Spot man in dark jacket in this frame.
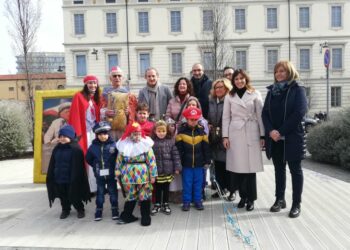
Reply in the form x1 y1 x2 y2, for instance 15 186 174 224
46 125 90 219
86 121 119 221
190 63 212 119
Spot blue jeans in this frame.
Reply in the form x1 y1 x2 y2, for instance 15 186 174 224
96 178 118 209
182 167 203 203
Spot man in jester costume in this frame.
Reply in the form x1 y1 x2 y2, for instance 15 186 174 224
115 122 157 226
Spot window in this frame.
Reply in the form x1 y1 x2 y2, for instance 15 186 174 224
299 48 310 70
106 13 117 34
235 50 247 70
267 48 278 72
235 8 246 31
139 53 150 75
299 7 310 29
108 54 119 73
9 87 14 91
138 12 149 33
171 52 182 74
331 6 342 28
203 10 213 32
74 14 85 35
332 48 342 70
203 51 214 70
73 0 83 4
76 54 87 77
170 11 181 32
331 87 341 107
106 0 115 3
266 7 277 29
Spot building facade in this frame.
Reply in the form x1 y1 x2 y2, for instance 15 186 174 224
16 52 65 74
62 0 350 114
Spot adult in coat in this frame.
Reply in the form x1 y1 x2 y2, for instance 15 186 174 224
138 67 173 121
222 69 265 211
207 78 233 200
262 60 307 218
69 75 101 192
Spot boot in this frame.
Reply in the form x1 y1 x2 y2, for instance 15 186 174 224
118 200 138 224
140 200 151 226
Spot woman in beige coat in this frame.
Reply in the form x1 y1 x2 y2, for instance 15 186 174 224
222 69 265 211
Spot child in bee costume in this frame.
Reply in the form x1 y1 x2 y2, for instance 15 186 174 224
115 122 157 226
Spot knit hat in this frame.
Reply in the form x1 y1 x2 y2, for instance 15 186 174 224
83 75 99 85
93 121 111 134
182 107 202 120
58 124 76 140
110 66 123 75
58 102 71 115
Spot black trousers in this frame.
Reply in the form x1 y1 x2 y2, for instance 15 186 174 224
155 182 170 204
228 172 257 201
55 183 84 212
271 141 303 205
214 161 228 191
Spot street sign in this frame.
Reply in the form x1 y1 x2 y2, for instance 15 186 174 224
324 49 330 68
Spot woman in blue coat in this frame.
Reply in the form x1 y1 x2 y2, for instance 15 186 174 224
262 60 307 218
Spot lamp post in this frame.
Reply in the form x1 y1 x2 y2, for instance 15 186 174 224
320 41 329 119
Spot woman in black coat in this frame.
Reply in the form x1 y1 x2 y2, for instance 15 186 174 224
262 60 307 218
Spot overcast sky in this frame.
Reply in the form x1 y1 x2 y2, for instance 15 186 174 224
0 0 64 74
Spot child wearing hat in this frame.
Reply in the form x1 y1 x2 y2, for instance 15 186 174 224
115 122 157 226
86 121 119 221
176 107 211 211
46 125 91 219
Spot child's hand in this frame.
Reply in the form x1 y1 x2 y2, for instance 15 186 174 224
151 177 156 184
175 170 180 175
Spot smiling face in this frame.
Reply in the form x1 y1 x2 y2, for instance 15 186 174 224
274 66 288 82
178 79 188 95
214 81 227 99
136 110 149 123
155 125 167 139
86 80 98 94
192 64 204 79
233 73 246 89
145 69 159 87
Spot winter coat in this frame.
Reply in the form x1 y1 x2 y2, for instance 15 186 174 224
152 138 182 175
208 97 226 162
46 142 91 207
85 137 118 181
191 74 212 119
222 90 265 173
165 94 190 123
138 83 173 120
175 123 211 168
262 80 307 161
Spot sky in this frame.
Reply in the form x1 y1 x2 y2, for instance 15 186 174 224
0 0 64 74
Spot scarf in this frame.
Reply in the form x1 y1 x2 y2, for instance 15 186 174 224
271 81 289 96
147 83 160 120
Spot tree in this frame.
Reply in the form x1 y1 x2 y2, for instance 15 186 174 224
4 0 42 144
200 0 233 80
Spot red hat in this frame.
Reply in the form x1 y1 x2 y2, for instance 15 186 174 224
110 66 123 74
121 122 145 140
83 75 99 85
182 107 202 120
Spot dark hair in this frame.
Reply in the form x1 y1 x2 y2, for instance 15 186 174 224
173 77 194 96
136 102 149 112
229 69 255 96
80 84 101 104
223 66 234 72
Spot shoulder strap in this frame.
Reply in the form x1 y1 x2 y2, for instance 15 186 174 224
175 101 187 122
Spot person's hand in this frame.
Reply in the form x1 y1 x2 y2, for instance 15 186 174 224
105 109 115 117
175 170 180 175
260 139 265 149
151 177 156 184
269 130 281 142
124 107 129 116
50 138 59 144
223 138 230 149
203 164 210 169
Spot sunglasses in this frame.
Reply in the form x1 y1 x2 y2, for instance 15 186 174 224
112 74 122 78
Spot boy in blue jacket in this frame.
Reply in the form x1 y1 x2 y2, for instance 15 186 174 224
86 121 119 221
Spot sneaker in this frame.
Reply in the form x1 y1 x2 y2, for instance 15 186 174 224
151 203 161 215
94 209 102 221
162 203 171 215
194 202 204 210
112 208 119 220
60 210 70 219
116 218 126 225
77 210 85 219
182 203 190 212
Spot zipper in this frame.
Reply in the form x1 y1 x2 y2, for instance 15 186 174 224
101 144 106 180
192 128 195 167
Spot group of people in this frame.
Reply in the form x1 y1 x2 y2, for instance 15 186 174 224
46 60 308 228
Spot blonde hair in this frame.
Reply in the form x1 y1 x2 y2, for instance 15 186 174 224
211 78 232 98
274 60 299 83
152 120 171 139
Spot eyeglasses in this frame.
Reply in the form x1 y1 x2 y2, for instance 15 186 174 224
112 74 122 78
214 85 225 90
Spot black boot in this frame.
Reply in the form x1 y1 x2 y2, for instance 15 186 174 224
140 200 151 226
118 200 138 224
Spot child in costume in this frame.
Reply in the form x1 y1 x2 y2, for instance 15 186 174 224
46 125 90 219
176 107 211 211
115 122 157 226
151 120 182 215
136 102 155 136
86 121 119 221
